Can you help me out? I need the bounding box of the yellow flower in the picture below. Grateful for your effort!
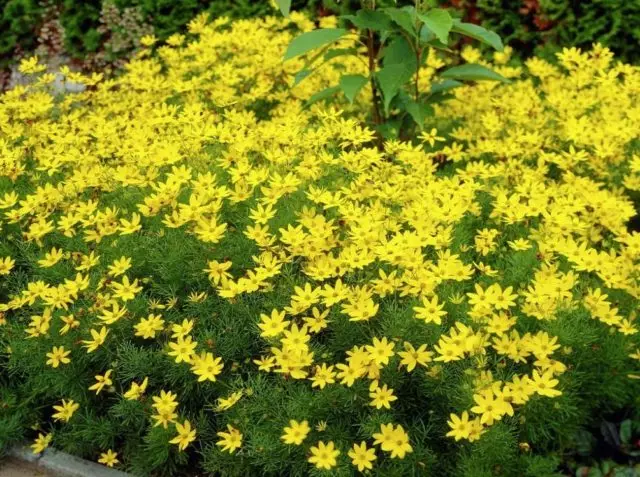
[413,295,447,325]
[365,337,395,366]
[280,420,310,445]
[152,390,179,413]
[187,291,208,303]
[216,425,242,453]
[348,441,376,472]
[170,420,197,451]
[45,346,71,368]
[204,260,233,285]
[119,213,142,235]
[309,363,336,389]
[171,319,194,339]
[38,248,64,268]
[508,238,532,251]
[215,391,243,411]
[167,335,197,364]
[308,441,340,470]
[98,449,119,467]
[140,34,157,47]
[134,314,165,339]
[108,256,132,277]
[190,352,224,382]
[110,276,142,302]
[0,256,15,275]
[52,399,79,422]
[82,327,109,353]
[372,424,412,459]
[31,433,52,454]
[368,381,398,409]
[89,369,113,395]
[529,369,562,397]
[446,411,472,441]
[258,309,290,338]
[124,377,149,400]
[59,314,80,335]
[418,128,445,147]
[19,56,47,74]
[398,341,433,372]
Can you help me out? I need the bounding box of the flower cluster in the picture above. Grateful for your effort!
[0,11,638,476]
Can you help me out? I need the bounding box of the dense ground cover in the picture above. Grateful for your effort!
[0,12,639,477]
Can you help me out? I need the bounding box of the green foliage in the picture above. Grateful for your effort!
[440,63,507,82]
[2,0,638,72]
[283,2,505,138]
[284,28,348,60]
[0,0,44,67]
[463,0,640,63]
[59,0,103,56]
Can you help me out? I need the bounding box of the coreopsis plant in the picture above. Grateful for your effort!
[0,9,639,477]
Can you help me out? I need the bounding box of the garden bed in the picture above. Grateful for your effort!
[0,10,639,477]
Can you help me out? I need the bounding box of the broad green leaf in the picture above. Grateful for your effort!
[376,63,415,112]
[284,29,347,61]
[619,420,632,444]
[339,74,368,103]
[306,86,340,105]
[396,92,432,128]
[293,69,313,86]
[451,20,503,51]
[341,10,392,31]
[441,63,509,82]
[418,9,452,45]
[376,118,402,140]
[376,36,418,112]
[430,79,463,95]
[324,47,359,62]
[383,36,417,69]
[384,7,417,37]
[574,429,595,456]
[419,25,450,49]
[275,0,291,17]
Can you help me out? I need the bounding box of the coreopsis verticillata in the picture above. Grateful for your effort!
[98,450,119,468]
[0,12,638,475]
[170,420,197,451]
[281,419,311,445]
[308,441,340,470]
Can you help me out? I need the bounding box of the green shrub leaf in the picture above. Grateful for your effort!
[396,93,433,128]
[441,63,509,82]
[284,29,347,61]
[619,420,632,444]
[430,79,463,94]
[418,9,452,45]
[451,20,504,51]
[275,0,291,17]
[339,74,368,103]
[306,85,340,105]
[323,47,359,62]
[293,69,313,86]
[383,35,417,68]
[342,10,392,31]
[376,36,418,111]
[384,7,417,38]
[377,64,414,112]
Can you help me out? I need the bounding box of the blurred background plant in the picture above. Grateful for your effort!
[0,0,638,89]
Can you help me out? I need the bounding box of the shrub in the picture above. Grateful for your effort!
[452,0,640,63]
[0,0,44,67]
[1,13,639,476]
[281,2,508,141]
